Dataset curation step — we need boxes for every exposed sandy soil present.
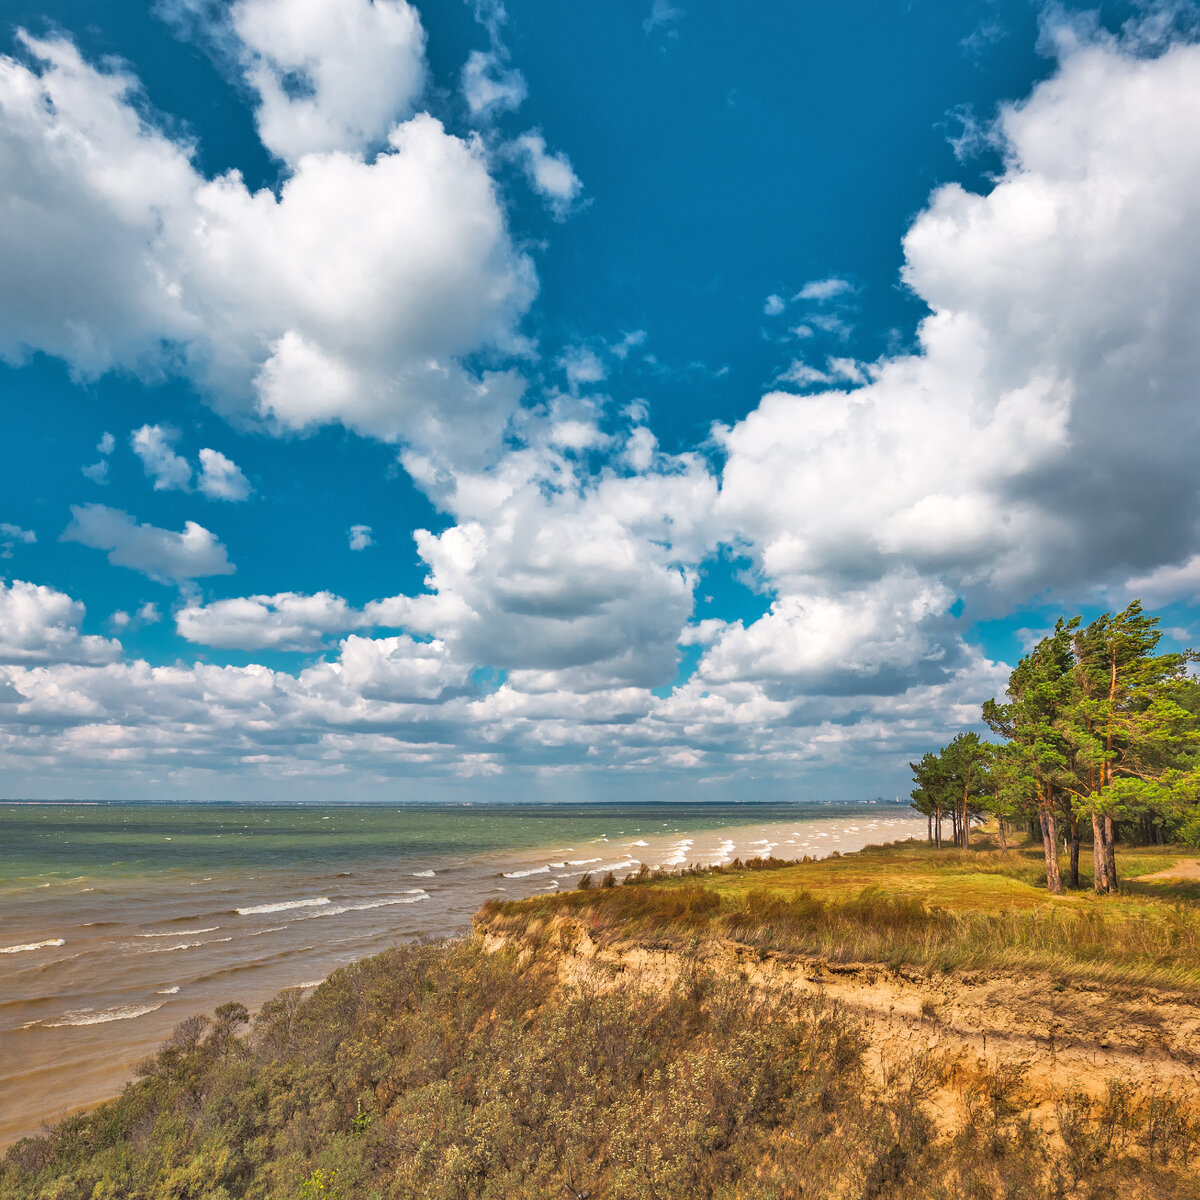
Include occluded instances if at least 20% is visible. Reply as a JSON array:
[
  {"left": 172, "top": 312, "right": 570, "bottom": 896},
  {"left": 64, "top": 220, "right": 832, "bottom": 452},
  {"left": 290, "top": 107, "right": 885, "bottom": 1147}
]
[
  {"left": 479, "top": 918, "right": 1200, "bottom": 1124},
  {"left": 1137, "top": 859, "right": 1200, "bottom": 881}
]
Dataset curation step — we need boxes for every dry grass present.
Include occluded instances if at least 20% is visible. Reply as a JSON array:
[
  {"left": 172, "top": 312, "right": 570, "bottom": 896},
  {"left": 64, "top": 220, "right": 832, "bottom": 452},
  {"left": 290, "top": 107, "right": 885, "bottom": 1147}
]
[{"left": 477, "top": 836, "right": 1200, "bottom": 989}]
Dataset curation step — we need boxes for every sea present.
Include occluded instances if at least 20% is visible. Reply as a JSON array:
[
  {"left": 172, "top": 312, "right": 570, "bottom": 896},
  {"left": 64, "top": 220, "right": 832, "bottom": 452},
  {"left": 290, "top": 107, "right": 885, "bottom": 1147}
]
[{"left": 0, "top": 798, "right": 923, "bottom": 1148}]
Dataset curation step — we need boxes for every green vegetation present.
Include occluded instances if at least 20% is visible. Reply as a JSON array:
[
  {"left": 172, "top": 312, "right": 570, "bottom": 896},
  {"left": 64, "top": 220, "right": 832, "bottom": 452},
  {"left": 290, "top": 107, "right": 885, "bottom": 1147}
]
[
  {"left": 4, "top": 931, "right": 1199, "bottom": 1200},
  {"left": 481, "top": 837, "right": 1200, "bottom": 988},
  {"left": 910, "top": 601, "right": 1200, "bottom": 893}
]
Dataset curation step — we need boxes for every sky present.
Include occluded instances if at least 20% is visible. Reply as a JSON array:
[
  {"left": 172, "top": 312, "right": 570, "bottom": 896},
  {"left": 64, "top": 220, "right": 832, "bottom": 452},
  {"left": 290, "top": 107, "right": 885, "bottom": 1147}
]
[{"left": 2, "top": 0, "right": 1200, "bottom": 802}]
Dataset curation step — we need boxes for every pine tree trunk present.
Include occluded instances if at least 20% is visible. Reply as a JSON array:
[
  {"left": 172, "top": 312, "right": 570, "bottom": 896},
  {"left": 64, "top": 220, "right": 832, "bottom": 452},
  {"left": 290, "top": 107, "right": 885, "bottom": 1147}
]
[
  {"left": 927, "top": 813, "right": 932, "bottom": 845},
  {"left": 961, "top": 783, "right": 971, "bottom": 850},
  {"left": 1069, "top": 821, "right": 1080, "bottom": 889},
  {"left": 1091, "top": 813, "right": 1109, "bottom": 892},
  {"left": 1104, "top": 815, "right": 1118, "bottom": 893},
  {"left": 998, "top": 819, "right": 1008, "bottom": 853},
  {"left": 1041, "top": 808, "right": 1063, "bottom": 894}
]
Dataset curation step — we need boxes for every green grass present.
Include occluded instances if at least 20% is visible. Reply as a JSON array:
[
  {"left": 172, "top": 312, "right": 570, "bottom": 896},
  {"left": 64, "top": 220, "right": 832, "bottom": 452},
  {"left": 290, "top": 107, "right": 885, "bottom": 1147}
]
[{"left": 477, "top": 837, "right": 1200, "bottom": 989}]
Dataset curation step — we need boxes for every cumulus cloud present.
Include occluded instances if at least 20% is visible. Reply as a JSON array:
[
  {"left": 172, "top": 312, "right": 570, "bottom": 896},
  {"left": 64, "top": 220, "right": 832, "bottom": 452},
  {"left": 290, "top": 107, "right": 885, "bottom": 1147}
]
[
  {"left": 130, "top": 426, "right": 251, "bottom": 500},
  {"left": 7, "top": 16, "right": 1200, "bottom": 793},
  {"left": 348, "top": 524, "right": 374, "bottom": 551},
  {"left": 0, "top": 579, "right": 121, "bottom": 665},
  {"left": 176, "top": 591, "right": 362, "bottom": 650},
  {"left": 514, "top": 131, "right": 583, "bottom": 219},
  {"left": 131, "top": 424, "right": 193, "bottom": 492},
  {"left": 0, "top": 28, "right": 536, "bottom": 458},
  {"left": 197, "top": 448, "right": 252, "bottom": 501},
  {"left": 229, "top": 0, "right": 426, "bottom": 166},
  {"left": 62, "top": 504, "right": 235, "bottom": 583},
  {"left": 717, "top": 24, "right": 1200, "bottom": 652}
]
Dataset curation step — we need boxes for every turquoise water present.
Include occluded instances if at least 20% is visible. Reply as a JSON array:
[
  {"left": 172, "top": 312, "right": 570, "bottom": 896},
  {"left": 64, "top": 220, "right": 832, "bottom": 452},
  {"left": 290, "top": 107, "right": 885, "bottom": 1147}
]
[{"left": 0, "top": 800, "right": 887, "bottom": 886}]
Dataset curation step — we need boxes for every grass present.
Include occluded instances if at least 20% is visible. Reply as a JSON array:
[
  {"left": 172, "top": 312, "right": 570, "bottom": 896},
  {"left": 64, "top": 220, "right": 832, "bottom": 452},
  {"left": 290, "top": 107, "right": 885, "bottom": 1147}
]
[{"left": 476, "top": 835, "right": 1200, "bottom": 989}]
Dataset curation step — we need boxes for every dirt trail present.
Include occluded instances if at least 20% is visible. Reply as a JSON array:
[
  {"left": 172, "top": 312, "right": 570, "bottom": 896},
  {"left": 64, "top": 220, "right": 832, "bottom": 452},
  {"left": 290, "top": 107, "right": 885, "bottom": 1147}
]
[
  {"left": 481, "top": 921, "right": 1200, "bottom": 1110},
  {"left": 1137, "top": 859, "right": 1200, "bottom": 881}
]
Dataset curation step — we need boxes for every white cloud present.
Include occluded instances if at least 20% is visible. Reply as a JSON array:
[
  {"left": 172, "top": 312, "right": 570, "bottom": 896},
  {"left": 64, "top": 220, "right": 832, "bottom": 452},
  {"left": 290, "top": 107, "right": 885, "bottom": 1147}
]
[
  {"left": 62, "top": 504, "right": 235, "bottom": 583},
  {"left": 197, "top": 448, "right": 252, "bottom": 501},
  {"left": 1124, "top": 555, "right": 1200, "bottom": 606},
  {"left": 0, "top": 30, "right": 536, "bottom": 459},
  {"left": 230, "top": 0, "right": 426, "bottom": 167},
  {"left": 0, "top": 579, "right": 121, "bottom": 665},
  {"left": 0, "top": 523, "right": 36, "bottom": 559},
  {"left": 109, "top": 602, "right": 161, "bottom": 632},
  {"left": 718, "top": 26, "right": 1200, "bottom": 641},
  {"left": 560, "top": 346, "right": 607, "bottom": 389},
  {"left": 763, "top": 294, "right": 785, "bottom": 316},
  {"left": 348, "top": 524, "right": 374, "bottom": 551},
  {"left": 131, "top": 424, "right": 193, "bottom": 492},
  {"left": 368, "top": 432, "right": 719, "bottom": 693},
  {"left": 462, "top": 49, "right": 527, "bottom": 117},
  {"left": 514, "top": 131, "right": 583, "bottom": 220},
  {"left": 176, "top": 591, "right": 361, "bottom": 650},
  {"left": 794, "top": 277, "right": 854, "bottom": 302},
  {"left": 7, "top": 17, "right": 1200, "bottom": 794},
  {"left": 97, "top": 432, "right": 115, "bottom": 455}
]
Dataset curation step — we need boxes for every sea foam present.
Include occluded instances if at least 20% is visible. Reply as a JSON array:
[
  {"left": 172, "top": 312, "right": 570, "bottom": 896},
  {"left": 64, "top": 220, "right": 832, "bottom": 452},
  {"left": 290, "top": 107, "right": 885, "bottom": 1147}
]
[
  {"left": 502, "top": 865, "right": 551, "bottom": 878},
  {"left": 235, "top": 897, "right": 330, "bottom": 916},
  {"left": 43, "top": 1002, "right": 165, "bottom": 1028},
  {"left": 0, "top": 938, "right": 65, "bottom": 954}
]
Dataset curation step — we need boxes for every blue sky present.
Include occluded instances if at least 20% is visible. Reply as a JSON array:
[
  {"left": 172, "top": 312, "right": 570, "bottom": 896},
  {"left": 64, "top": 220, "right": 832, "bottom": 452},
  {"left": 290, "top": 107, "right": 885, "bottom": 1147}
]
[{"left": 2, "top": 0, "right": 1199, "bottom": 801}]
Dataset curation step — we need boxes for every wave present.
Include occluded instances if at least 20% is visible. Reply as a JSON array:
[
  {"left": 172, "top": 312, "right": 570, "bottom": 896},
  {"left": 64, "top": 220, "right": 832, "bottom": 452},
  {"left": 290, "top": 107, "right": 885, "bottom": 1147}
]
[
  {"left": 302, "top": 893, "right": 429, "bottom": 918},
  {"left": 566, "top": 858, "right": 601, "bottom": 866},
  {"left": 502, "top": 865, "right": 550, "bottom": 878},
  {"left": 137, "top": 927, "right": 219, "bottom": 938},
  {"left": 410, "top": 870, "right": 435, "bottom": 878},
  {"left": 156, "top": 986, "right": 180, "bottom": 995},
  {"left": 1, "top": 938, "right": 65, "bottom": 954},
  {"left": 235, "top": 897, "right": 330, "bottom": 916},
  {"left": 41, "top": 1002, "right": 165, "bottom": 1028},
  {"left": 145, "top": 937, "right": 232, "bottom": 954}
]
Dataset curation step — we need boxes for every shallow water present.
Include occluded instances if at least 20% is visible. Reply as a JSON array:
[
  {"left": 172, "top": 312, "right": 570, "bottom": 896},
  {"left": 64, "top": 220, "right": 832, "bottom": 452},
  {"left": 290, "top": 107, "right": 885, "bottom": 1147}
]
[{"left": 0, "top": 799, "right": 923, "bottom": 1147}]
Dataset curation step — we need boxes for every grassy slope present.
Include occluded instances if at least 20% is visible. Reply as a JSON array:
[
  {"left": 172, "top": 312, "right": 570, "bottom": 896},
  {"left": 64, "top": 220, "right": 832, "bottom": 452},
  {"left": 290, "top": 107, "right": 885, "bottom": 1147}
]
[{"left": 477, "top": 835, "right": 1200, "bottom": 989}]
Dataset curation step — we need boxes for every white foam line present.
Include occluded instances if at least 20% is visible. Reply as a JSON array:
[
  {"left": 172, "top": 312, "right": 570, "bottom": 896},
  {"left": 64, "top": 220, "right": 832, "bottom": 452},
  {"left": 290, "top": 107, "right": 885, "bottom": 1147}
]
[
  {"left": 137, "top": 927, "right": 218, "bottom": 938},
  {"left": 502, "top": 865, "right": 550, "bottom": 878},
  {"left": 235, "top": 897, "right": 330, "bottom": 916},
  {"left": 0, "top": 938, "right": 65, "bottom": 954},
  {"left": 145, "top": 937, "right": 232, "bottom": 954},
  {"left": 40, "top": 1002, "right": 165, "bottom": 1028}
]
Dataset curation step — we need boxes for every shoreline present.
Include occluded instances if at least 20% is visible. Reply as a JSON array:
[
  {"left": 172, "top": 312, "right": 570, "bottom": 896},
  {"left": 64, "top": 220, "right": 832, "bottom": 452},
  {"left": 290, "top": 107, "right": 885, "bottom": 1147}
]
[{"left": 0, "top": 804, "right": 924, "bottom": 1149}]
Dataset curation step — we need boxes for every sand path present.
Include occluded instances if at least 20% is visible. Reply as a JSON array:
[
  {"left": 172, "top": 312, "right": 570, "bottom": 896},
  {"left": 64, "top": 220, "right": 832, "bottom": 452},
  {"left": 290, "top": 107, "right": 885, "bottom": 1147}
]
[{"left": 1136, "top": 858, "right": 1200, "bottom": 881}]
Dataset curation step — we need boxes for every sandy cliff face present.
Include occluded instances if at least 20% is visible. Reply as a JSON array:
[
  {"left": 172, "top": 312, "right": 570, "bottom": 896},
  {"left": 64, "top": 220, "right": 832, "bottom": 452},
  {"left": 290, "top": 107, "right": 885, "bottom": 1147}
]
[{"left": 477, "top": 912, "right": 1200, "bottom": 1127}]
